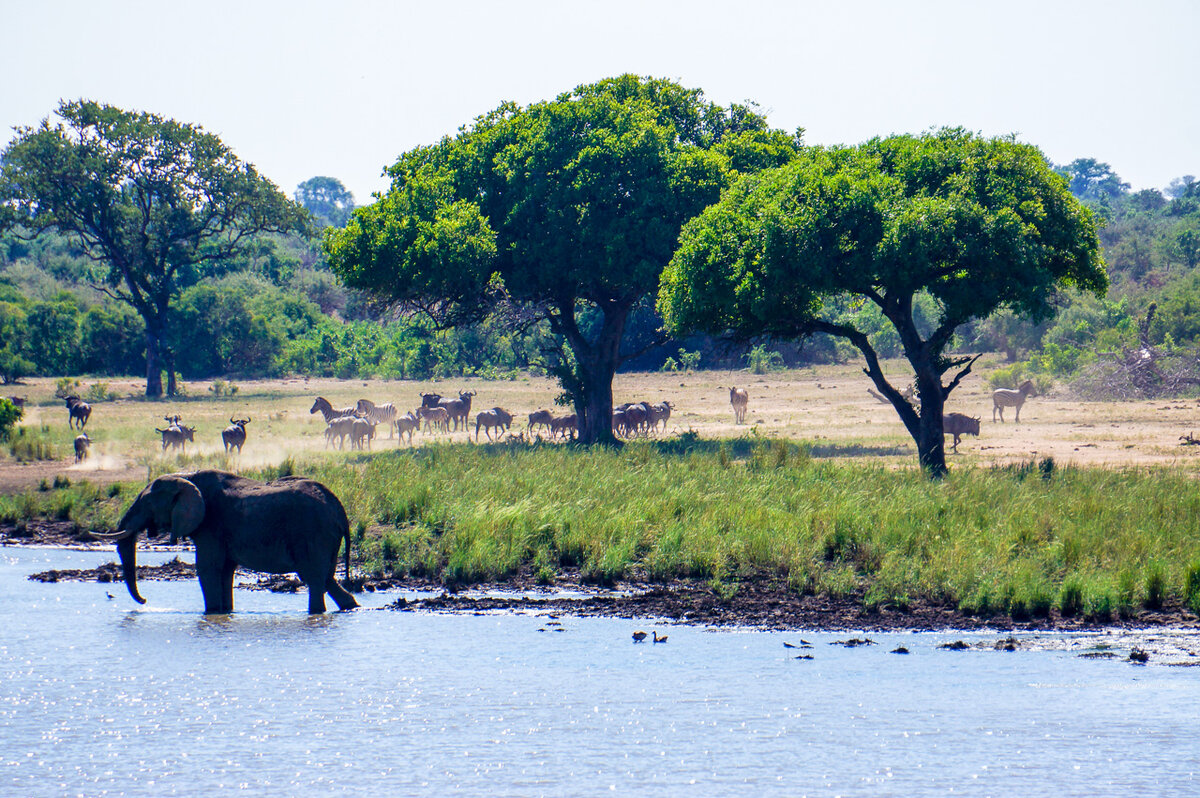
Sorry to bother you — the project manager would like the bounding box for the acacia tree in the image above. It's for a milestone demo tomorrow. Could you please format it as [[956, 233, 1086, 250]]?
[[659, 129, 1107, 476], [325, 75, 798, 443], [0, 100, 305, 396]]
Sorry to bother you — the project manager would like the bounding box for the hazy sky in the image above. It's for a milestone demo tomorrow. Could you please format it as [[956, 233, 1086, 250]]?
[[3, 0, 1196, 204]]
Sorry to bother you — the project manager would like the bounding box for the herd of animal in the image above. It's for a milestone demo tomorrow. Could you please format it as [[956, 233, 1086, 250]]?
[[35, 376, 1044, 465], [310, 390, 666, 447]]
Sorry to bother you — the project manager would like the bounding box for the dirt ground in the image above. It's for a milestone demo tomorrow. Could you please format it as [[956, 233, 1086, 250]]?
[[5, 359, 1200, 494]]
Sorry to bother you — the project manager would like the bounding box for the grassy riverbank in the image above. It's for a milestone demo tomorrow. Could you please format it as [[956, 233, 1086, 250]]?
[[5, 436, 1200, 624]]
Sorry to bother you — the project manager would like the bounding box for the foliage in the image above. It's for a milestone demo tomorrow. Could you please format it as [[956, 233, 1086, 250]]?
[[0, 100, 307, 396], [660, 128, 1107, 475], [745, 344, 784, 374], [295, 176, 355, 228], [0, 396, 21, 441], [326, 74, 801, 443]]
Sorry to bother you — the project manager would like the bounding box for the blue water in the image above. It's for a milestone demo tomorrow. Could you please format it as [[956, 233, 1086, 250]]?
[[0, 547, 1196, 796]]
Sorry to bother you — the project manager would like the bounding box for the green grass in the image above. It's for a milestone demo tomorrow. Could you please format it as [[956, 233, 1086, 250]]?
[[9, 435, 1200, 621], [295, 439, 1200, 617]]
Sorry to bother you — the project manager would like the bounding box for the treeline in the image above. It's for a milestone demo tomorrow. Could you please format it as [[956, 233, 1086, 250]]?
[[956, 166, 1200, 396], [2, 165, 1199, 388]]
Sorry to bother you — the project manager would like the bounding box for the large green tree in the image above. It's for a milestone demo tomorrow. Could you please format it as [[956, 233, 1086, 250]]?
[[0, 100, 305, 396], [659, 129, 1107, 475], [326, 75, 798, 442]]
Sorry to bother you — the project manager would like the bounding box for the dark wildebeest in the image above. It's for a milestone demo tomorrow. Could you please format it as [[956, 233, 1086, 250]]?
[[65, 396, 92, 429], [527, 409, 555, 438], [475, 407, 513, 441], [943, 413, 981, 452], [74, 433, 90, 463], [222, 418, 251, 454], [157, 424, 195, 452]]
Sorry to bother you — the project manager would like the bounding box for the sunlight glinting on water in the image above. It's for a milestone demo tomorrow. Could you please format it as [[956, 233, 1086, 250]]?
[[1, 548, 1198, 796]]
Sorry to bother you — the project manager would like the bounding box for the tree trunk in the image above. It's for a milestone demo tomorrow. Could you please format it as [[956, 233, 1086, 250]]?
[[145, 327, 164, 398], [566, 303, 627, 446], [913, 370, 948, 478]]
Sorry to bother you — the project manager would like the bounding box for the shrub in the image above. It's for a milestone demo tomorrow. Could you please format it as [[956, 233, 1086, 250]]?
[[0, 397, 22, 442], [745, 344, 784, 374], [85, 381, 118, 402]]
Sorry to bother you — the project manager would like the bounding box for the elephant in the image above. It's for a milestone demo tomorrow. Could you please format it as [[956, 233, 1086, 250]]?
[[93, 470, 359, 614]]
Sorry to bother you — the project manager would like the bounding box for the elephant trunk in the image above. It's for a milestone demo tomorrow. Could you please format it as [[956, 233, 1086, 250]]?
[[117, 533, 147, 605]]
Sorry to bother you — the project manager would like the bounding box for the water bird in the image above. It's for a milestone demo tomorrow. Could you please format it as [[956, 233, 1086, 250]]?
[[890, 646, 910, 654], [632, 631, 647, 642], [105, 592, 114, 600], [653, 631, 668, 644], [783, 641, 813, 650]]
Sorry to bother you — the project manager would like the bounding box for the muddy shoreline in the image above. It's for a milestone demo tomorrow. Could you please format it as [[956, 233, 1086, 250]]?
[[9, 522, 1197, 634]]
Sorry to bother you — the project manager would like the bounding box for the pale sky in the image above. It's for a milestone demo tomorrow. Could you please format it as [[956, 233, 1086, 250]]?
[[3, 0, 1196, 204]]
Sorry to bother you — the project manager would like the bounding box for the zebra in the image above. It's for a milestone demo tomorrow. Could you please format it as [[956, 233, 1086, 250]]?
[[356, 399, 399, 438]]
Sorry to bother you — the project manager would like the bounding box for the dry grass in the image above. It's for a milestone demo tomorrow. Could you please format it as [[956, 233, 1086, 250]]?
[[5, 357, 1200, 495]]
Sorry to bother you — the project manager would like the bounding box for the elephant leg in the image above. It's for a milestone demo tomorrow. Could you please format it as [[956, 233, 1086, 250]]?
[[197, 548, 235, 614], [306, 581, 328, 614], [219, 561, 236, 613], [326, 576, 359, 611]]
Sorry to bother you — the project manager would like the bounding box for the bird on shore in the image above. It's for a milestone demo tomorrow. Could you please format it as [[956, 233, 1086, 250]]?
[[653, 631, 668, 644], [632, 631, 647, 642]]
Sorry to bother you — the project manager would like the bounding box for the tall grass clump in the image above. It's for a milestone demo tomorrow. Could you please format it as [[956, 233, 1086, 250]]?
[[1186, 561, 1200, 617]]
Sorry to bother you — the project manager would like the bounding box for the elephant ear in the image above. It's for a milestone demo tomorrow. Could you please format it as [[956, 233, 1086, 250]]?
[[151, 475, 205, 543]]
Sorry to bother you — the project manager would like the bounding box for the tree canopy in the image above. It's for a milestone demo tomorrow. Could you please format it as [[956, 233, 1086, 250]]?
[[659, 128, 1107, 475], [295, 176, 356, 228], [327, 75, 799, 442], [0, 100, 306, 396]]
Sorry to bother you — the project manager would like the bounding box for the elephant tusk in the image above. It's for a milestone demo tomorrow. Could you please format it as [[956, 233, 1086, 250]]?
[[88, 527, 135, 541]]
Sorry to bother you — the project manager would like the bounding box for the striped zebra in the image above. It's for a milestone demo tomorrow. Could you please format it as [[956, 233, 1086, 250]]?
[[356, 399, 398, 438]]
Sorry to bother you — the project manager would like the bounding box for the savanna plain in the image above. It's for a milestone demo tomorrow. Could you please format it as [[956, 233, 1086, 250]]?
[[5, 359, 1200, 636]]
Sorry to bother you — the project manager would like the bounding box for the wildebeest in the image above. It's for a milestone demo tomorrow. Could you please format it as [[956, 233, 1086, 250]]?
[[324, 415, 357, 449], [65, 396, 92, 429], [649, 401, 673, 433], [550, 414, 576, 440], [729, 387, 748, 424], [74, 433, 90, 463], [157, 424, 195, 452], [992, 380, 1036, 423], [527, 409, 555, 437], [943, 413, 981, 452], [475, 407, 514, 441], [416, 405, 450, 434], [350, 417, 377, 450], [222, 418, 250, 454], [394, 412, 419, 445], [442, 390, 476, 431]]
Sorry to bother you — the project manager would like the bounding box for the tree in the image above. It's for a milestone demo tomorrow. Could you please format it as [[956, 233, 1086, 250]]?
[[326, 75, 799, 443], [0, 300, 34, 384], [0, 100, 306, 396], [295, 177, 356, 228], [1056, 158, 1130, 202], [659, 129, 1107, 476]]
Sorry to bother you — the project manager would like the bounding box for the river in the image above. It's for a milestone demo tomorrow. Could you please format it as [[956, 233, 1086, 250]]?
[[1, 547, 1197, 796]]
